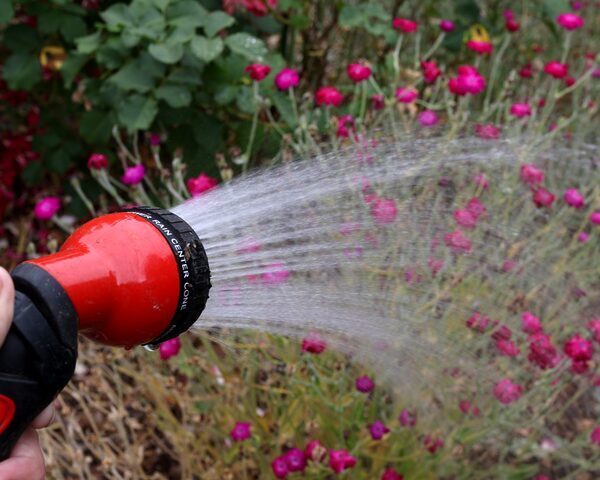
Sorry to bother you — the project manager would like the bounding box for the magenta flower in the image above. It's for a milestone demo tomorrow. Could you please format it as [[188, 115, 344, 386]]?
[[496, 339, 520, 357], [418, 110, 439, 127], [245, 63, 271, 81], [564, 188, 585, 208], [301, 332, 327, 354], [466, 40, 493, 55], [159, 337, 181, 360], [34, 196, 61, 220], [121, 164, 145, 186], [528, 333, 560, 369], [544, 61, 569, 79], [520, 164, 545, 185], [271, 457, 288, 479], [588, 319, 600, 343], [466, 197, 486, 219], [395, 87, 418, 103], [505, 16, 520, 32], [589, 211, 600, 225], [283, 448, 306, 472], [371, 197, 398, 225], [564, 334, 594, 362], [556, 12, 584, 30], [493, 378, 523, 404], [578, 231, 590, 243], [474, 123, 501, 139], [230, 421, 251, 442], [187, 173, 218, 197], [510, 103, 532, 117], [444, 230, 472, 254], [466, 312, 492, 333], [522, 312, 543, 335], [453, 209, 477, 229], [423, 435, 444, 454], [87, 153, 108, 170], [315, 86, 344, 107], [421, 60, 442, 84], [519, 64, 534, 79], [473, 173, 489, 190], [262, 262, 291, 284], [449, 66, 486, 96], [439, 19, 455, 32], [356, 375, 375, 393], [347, 62, 372, 83], [371, 94, 385, 110], [392, 18, 418, 33], [329, 449, 356, 474], [381, 468, 404, 480], [533, 187, 556, 208], [305, 440, 327, 462], [336, 114, 355, 138], [591, 427, 600, 446], [274, 68, 300, 91], [149, 133, 161, 146], [369, 420, 390, 440], [398, 409, 416, 427]]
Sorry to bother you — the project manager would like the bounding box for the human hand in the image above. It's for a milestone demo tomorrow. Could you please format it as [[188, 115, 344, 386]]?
[[0, 267, 55, 480]]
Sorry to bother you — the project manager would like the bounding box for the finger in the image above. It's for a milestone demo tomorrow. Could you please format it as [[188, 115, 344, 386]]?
[[0, 428, 45, 480], [31, 404, 56, 430], [0, 267, 15, 344]]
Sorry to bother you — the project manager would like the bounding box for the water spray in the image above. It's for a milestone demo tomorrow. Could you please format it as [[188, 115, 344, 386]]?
[[0, 207, 211, 458]]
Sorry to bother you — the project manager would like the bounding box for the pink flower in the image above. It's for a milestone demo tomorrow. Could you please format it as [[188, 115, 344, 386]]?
[[395, 87, 418, 103], [274, 68, 300, 90], [492, 325, 512, 341], [496, 339, 520, 357], [262, 262, 290, 284], [449, 66, 486, 96], [34, 196, 61, 220], [149, 133, 161, 146], [556, 12, 584, 30], [301, 332, 327, 354], [473, 173, 489, 190], [505, 16, 520, 32], [453, 209, 477, 229], [230, 422, 251, 442], [578, 231, 590, 243], [347, 62, 372, 83], [159, 337, 181, 360], [398, 409, 416, 427], [519, 64, 534, 79], [87, 153, 108, 170], [475, 123, 501, 139], [510, 103, 532, 117], [371, 198, 398, 225], [466, 312, 492, 333], [528, 333, 559, 369], [544, 61, 569, 79], [271, 457, 288, 479], [283, 448, 306, 472], [533, 187, 556, 208], [588, 319, 600, 343], [329, 449, 356, 473], [418, 110, 439, 127], [356, 375, 375, 393], [428, 257, 444, 275], [466, 197, 486, 219], [590, 211, 600, 225], [305, 440, 327, 462], [336, 114, 355, 138], [591, 427, 600, 446], [382, 468, 404, 480], [245, 63, 271, 81], [421, 60, 442, 84], [564, 334, 594, 362], [493, 378, 523, 404], [187, 173, 218, 197], [369, 420, 390, 440], [423, 435, 444, 454], [520, 164, 545, 185], [439, 19, 455, 32], [564, 188, 585, 208], [371, 94, 385, 110], [315, 86, 344, 107], [242, 0, 277, 16], [392, 18, 418, 33], [522, 312, 543, 335], [444, 230, 472, 254], [570, 1, 583, 9], [121, 164, 145, 186], [466, 40, 493, 55]]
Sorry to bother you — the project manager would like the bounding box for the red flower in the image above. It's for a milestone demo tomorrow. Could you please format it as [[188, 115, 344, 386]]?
[[532, 187, 556, 208], [466, 40, 493, 55], [245, 63, 271, 81], [519, 64, 534, 79], [475, 123, 501, 139], [421, 60, 442, 84], [556, 12, 584, 30], [544, 61, 569, 79], [329, 449, 356, 473], [493, 378, 523, 404], [187, 173, 218, 197], [87, 153, 108, 170], [301, 332, 327, 354], [392, 18, 418, 33], [347, 62, 372, 83], [315, 86, 344, 107]]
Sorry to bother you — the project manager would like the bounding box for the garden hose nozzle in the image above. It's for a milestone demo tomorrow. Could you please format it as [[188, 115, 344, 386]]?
[[0, 207, 211, 459]]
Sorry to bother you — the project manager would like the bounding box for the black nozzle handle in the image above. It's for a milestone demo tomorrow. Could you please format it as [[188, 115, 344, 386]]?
[[0, 264, 78, 460]]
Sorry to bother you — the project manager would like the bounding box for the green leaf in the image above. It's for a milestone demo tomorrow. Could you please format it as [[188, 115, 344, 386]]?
[[61, 53, 89, 87], [155, 84, 192, 108], [22, 162, 44, 187], [225, 33, 268, 61], [117, 94, 158, 132], [0, 2, 14, 24], [214, 85, 238, 105], [190, 36, 224, 63], [60, 15, 87, 42], [2, 53, 41, 90], [166, 0, 207, 28], [454, 0, 481, 23], [236, 87, 257, 114], [167, 67, 203, 86], [204, 11, 235, 37], [168, 25, 196, 44], [80, 110, 116, 144], [101, 4, 134, 30], [48, 149, 73, 174], [76, 31, 102, 54], [269, 90, 297, 128], [289, 14, 310, 29], [339, 4, 389, 29], [108, 61, 156, 92], [542, 0, 570, 19], [4, 25, 41, 52], [190, 112, 223, 155], [121, 31, 142, 48], [148, 43, 184, 64]]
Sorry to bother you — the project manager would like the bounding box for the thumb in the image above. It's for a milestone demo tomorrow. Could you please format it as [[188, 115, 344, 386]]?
[[0, 268, 15, 346]]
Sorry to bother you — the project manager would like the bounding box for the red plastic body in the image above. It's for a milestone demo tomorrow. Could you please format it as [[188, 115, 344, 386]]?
[[28, 213, 180, 347]]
